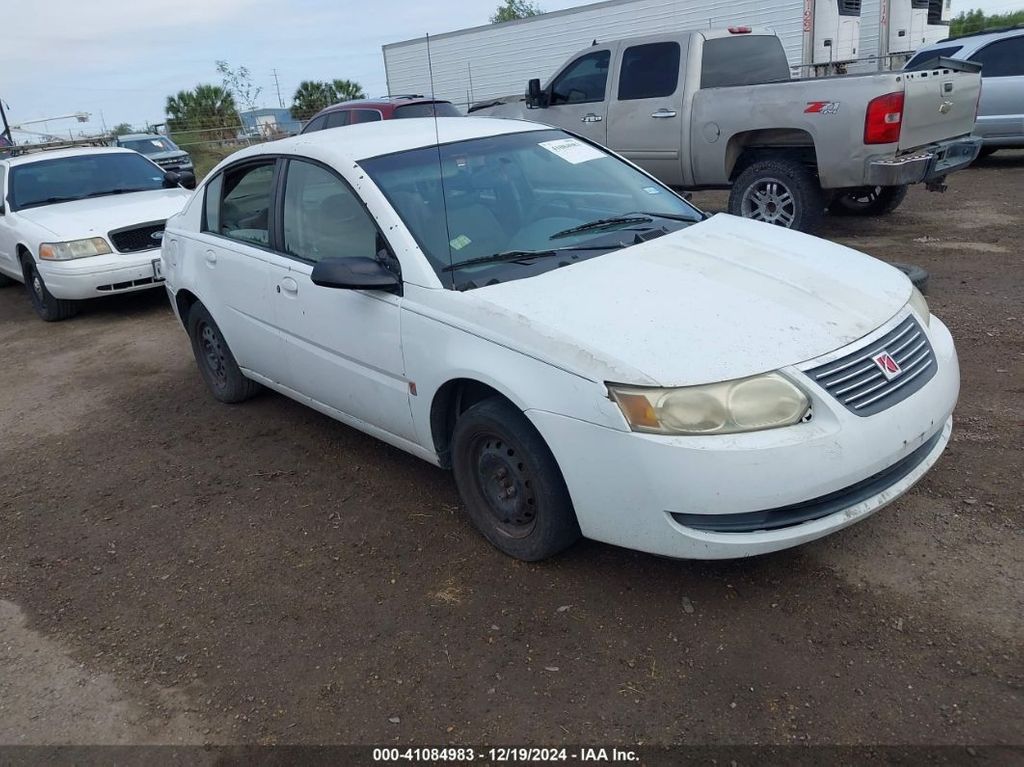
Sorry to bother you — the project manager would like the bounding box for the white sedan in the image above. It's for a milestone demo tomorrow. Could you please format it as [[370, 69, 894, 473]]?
[[162, 118, 958, 561], [0, 147, 193, 321]]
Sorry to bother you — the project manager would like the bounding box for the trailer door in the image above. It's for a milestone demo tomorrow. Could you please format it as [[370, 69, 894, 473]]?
[[606, 38, 688, 186]]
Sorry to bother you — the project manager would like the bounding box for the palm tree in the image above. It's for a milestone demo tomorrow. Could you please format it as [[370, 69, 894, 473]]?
[[292, 80, 336, 120], [166, 84, 239, 139], [331, 79, 366, 102]]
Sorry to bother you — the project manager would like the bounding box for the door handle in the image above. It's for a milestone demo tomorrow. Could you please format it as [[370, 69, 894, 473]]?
[[204, 250, 217, 266], [651, 109, 677, 119], [278, 277, 299, 295], [581, 113, 603, 123]]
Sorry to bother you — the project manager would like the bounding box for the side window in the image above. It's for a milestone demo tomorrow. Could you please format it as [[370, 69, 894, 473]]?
[[550, 50, 611, 105], [282, 160, 380, 263], [618, 42, 681, 100], [207, 162, 275, 247], [303, 115, 328, 133], [325, 111, 350, 129], [350, 109, 383, 124], [969, 37, 1024, 77]]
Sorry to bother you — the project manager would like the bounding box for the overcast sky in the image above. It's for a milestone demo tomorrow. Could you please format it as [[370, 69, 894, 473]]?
[[1, 0, 1017, 138]]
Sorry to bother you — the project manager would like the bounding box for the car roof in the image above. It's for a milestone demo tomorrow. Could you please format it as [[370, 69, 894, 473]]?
[[2, 146, 136, 167], [118, 133, 164, 141], [319, 96, 450, 112], [216, 117, 551, 170], [924, 26, 1024, 54]]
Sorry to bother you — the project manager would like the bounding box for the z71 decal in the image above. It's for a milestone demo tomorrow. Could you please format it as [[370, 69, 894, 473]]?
[[805, 101, 841, 115]]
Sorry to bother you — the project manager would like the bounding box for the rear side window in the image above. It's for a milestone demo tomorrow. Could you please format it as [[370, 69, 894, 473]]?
[[618, 42, 681, 100], [325, 111, 350, 129], [394, 102, 462, 118], [204, 161, 276, 247], [303, 115, 328, 133], [349, 109, 383, 124], [700, 36, 791, 88], [969, 37, 1024, 77], [905, 45, 963, 69], [550, 50, 611, 105]]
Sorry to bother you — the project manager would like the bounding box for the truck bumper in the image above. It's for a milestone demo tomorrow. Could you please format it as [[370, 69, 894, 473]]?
[[866, 135, 982, 186]]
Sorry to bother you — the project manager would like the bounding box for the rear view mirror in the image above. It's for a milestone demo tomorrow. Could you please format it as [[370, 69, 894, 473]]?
[[526, 78, 546, 108], [311, 257, 401, 294]]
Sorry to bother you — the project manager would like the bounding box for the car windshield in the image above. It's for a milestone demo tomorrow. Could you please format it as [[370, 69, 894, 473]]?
[[394, 102, 462, 118], [120, 137, 178, 154], [9, 153, 167, 211], [360, 129, 702, 290]]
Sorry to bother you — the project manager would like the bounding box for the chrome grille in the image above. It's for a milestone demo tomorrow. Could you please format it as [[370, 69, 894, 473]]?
[[805, 316, 936, 417], [109, 221, 165, 253]]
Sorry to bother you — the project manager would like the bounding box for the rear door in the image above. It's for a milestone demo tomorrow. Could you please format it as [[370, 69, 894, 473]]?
[[606, 39, 687, 185], [968, 35, 1024, 142], [535, 47, 615, 145]]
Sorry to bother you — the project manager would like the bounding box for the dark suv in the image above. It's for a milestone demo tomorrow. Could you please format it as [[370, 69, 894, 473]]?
[[300, 96, 461, 133]]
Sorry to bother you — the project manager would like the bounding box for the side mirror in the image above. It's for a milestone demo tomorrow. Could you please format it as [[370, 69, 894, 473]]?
[[310, 257, 401, 293], [164, 170, 197, 190], [526, 78, 546, 108], [163, 170, 181, 188]]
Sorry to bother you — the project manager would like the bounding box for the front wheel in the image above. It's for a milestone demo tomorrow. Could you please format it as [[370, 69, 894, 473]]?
[[829, 185, 908, 216], [729, 158, 825, 232], [451, 398, 580, 561], [22, 259, 79, 322]]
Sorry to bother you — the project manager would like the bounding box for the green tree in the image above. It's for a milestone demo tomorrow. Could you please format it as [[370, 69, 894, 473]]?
[[950, 8, 1024, 36], [111, 122, 134, 136], [292, 80, 336, 120], [165, 84, 240, 140], [490, 0, 543, 23], [331, 79, 366, 102]]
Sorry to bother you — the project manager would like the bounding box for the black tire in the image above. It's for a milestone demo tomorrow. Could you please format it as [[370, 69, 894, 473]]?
[[891, 263, 930, 295], [728, 157, 826, 232], [22, 258, 79, 322], [0, 273, 16, 288], [186, 303, 261, 403], [451, 397, 580, 561], [977, 147, 999, 160], [829, 185, 908, 216]]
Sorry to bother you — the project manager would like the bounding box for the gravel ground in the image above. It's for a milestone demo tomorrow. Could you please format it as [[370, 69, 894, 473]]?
[[0, 151, 1020, 747]]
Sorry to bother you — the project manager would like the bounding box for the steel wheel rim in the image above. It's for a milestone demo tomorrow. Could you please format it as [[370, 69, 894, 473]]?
[[470, 433, 537, 538], [199, 322, 229, 388], [741, 177, 797, 227]]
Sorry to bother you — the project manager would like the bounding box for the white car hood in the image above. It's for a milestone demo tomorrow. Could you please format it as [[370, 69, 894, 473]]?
[[447, 214, 912, 387], [16, 189, 192, 240]]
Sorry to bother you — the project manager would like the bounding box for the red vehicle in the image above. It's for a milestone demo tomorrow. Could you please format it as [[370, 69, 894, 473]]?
[[300, 96, 461, 133]]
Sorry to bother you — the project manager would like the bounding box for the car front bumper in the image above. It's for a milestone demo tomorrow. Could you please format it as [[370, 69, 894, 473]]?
[[528, 313, 959, 560], [38, 250, 164, 300], [866, 135, 982, 186]]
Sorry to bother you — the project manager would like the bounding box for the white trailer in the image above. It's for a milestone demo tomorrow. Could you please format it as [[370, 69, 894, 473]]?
[[382, 0, 863, 109], [856, 0, 950, 70]]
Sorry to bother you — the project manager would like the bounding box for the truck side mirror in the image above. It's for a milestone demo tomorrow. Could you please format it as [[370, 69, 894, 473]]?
[[526, 79, 546, 108]]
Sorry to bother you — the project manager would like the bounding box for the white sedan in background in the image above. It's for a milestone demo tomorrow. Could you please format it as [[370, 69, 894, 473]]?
[[161, 118, 959, 561], [0, 147, 193, 321]]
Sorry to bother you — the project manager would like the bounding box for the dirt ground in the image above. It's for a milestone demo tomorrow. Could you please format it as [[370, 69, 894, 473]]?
[[0, 152, 1021, 748]]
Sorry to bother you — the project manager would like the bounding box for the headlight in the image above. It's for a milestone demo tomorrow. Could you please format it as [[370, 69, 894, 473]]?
[[38, 237, 112, 261], [609, 373, 810, 435], [908, 286, 930, 327]]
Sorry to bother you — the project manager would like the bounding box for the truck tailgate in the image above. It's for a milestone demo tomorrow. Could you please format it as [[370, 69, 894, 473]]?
[[899, 67, 981, 150]]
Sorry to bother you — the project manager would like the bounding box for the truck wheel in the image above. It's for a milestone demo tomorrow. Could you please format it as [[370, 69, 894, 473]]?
[[829, 185, 908, 216], [22, 258, 79, 322], [451, 397, 580, 561], [729, 159, 825, 232]]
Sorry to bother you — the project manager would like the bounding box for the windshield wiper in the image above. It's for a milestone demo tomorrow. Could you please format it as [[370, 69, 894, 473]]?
[[441, 246, 617, 272], [18, 195, 84, 208], [82, 188, 154, 198], [632, 211, 701, 222], [549, 215, 653, 240]]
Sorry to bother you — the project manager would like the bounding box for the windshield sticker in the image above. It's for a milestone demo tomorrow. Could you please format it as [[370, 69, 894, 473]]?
[[450, 234, 472, 250], [539, 138, 605, 164], [150, 140, 164, 147], [642, 186, 661, 195]]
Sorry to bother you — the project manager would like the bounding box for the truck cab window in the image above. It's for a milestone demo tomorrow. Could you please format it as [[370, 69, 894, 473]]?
[[618, 42, 681, 100], [550, 50, 611, 105]]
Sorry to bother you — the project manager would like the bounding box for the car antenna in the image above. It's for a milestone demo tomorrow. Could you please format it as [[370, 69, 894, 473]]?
[[426, 33, 456, 287]]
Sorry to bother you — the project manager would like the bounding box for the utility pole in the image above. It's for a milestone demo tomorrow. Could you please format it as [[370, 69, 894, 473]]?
[[272, 69, 285, 109]]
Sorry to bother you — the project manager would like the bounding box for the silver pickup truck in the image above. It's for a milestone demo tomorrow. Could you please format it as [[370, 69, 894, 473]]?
[[476, 28, 983, 231]]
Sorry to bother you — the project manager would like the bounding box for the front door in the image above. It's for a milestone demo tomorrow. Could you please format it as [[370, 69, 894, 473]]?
[[531, 47, 614, 146], [606, 39, 687, 185], [266, 158, 415, 442]]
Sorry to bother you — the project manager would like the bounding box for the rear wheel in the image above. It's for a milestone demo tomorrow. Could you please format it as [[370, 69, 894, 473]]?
[[22, 258, 79, 322], [729, 158, 825, 232], [829, 185, 908, 216], [186, 303, 261, 403], [451, 398, 580, 561]]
